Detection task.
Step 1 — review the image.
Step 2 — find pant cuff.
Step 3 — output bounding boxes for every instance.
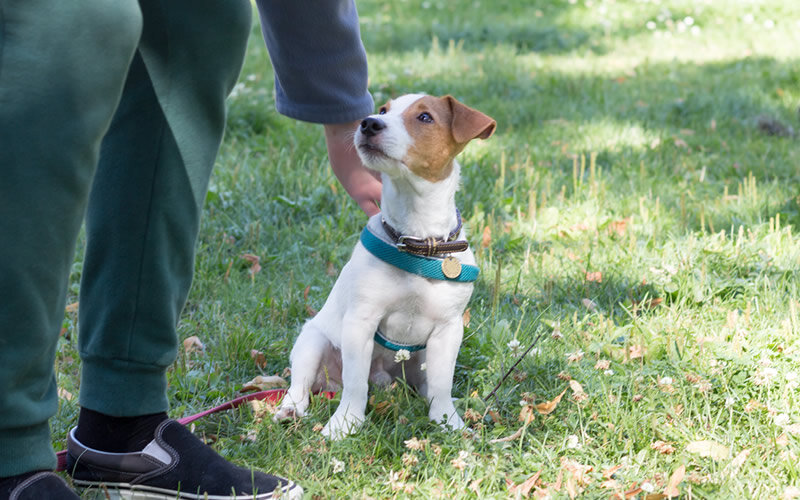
[0,423,55,477]
[79,357,168,417]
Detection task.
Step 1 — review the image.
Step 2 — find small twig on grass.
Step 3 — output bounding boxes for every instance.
[483,328,547,403]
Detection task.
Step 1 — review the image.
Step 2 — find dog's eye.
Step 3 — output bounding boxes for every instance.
[379,107,387,115]
[417,112,433,123]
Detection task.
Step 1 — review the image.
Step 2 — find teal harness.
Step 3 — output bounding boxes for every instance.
[359,224,479,352]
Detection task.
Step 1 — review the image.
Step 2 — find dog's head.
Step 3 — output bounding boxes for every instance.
[354,94,496,182]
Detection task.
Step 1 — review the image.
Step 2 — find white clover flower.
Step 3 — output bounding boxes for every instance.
[743,13,754,24]
[419,362,427,371]
[394,349,411,363]
[641,481,655,493]
[659,376,674,385]
[528,347,541,357]
[646,20,656,30]
[507,339,522,355]
[330,457,345,474]
[764,19,775,29]
[684,16,694,26]
[775,414,791,427]
[604,369,615,376]
[566,434,580,449]
[725,396,735,408]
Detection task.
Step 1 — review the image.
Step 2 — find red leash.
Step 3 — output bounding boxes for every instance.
[55,389,335,472]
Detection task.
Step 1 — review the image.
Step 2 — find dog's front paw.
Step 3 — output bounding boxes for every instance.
[273,398,307,422]
[321,410,365,440]
[430,406,465,431]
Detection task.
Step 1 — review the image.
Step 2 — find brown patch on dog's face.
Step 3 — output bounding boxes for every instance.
[401,95,496,182]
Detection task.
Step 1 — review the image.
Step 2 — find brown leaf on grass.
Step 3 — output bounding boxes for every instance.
[608,218,629,237]
[673,137,688,148]
[663,464,685,498]
[569,380,588,403]
[602,464,623,480]
[685,440,729,460]
[241,253,261,276]
[183,335,205,355]
[507,471,541,497]
[536,388,568,415]
[628,345,644,361]
[777,433,790,447]
[303,286,310,300]
[65,302,79,313]
[488,410,502,423]
[481,225,492,249]
[651,441,676,455]
[560,457,593,486]
[469,478,484,496]
[249,399,277,420]
[595,359,611,370]
[373,400,392,415]
[622,483,643,498]
[250,349,267,369]
[586,271,603,283]
[305,304,318,317]
[723,449,751,479]
[240,375,287,392]
[58,387,74,401]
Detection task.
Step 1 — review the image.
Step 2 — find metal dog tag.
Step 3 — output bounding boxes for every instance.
[441,256,462,279]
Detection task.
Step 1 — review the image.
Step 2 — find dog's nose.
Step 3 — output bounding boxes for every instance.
[360,117,386,137]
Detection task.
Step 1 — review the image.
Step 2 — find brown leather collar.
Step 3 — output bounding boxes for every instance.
[380,209,469,257]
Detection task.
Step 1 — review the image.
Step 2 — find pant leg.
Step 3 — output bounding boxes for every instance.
[78,0,252,417]
[0,0,142,477]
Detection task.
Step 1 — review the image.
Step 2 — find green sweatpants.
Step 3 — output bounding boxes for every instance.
[0,0,251,477]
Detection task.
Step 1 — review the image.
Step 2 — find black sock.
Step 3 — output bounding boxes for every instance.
[74,407,169,453]
[0,471,44,496]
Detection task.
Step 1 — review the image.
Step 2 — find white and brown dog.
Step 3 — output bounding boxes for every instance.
[274,94,496,439]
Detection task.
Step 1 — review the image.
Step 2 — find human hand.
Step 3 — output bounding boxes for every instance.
[324,121,382,216]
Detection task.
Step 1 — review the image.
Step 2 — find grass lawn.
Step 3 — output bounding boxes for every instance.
[54,0,800,498]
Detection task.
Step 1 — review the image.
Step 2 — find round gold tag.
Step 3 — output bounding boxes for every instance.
[441,256,462,279]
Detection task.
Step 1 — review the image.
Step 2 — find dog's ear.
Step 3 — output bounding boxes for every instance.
[445,95,497,144]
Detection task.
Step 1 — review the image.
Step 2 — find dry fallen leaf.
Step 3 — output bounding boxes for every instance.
[183,335,205,355]
[58,387,74,401]
[250,349,267,369]
[241,253,261,277]
[663,464,685,498]
[65,302,79,313]
[240,375,287,392]
[724,449,751,479]
[628,345,644,360]
[602,464,623,480]
[481,225,492,249]
[536,388,568,415]
[581,298,597,311]
[777,433,790,447]
[586,271,603,283]
[651,440,676,455]
[508,471,541,497]
[685,440,729,460]
[594,359,611,370]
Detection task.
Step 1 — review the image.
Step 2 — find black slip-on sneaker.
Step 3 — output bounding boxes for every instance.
[0,472,80,500]
[65,419,302,500]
